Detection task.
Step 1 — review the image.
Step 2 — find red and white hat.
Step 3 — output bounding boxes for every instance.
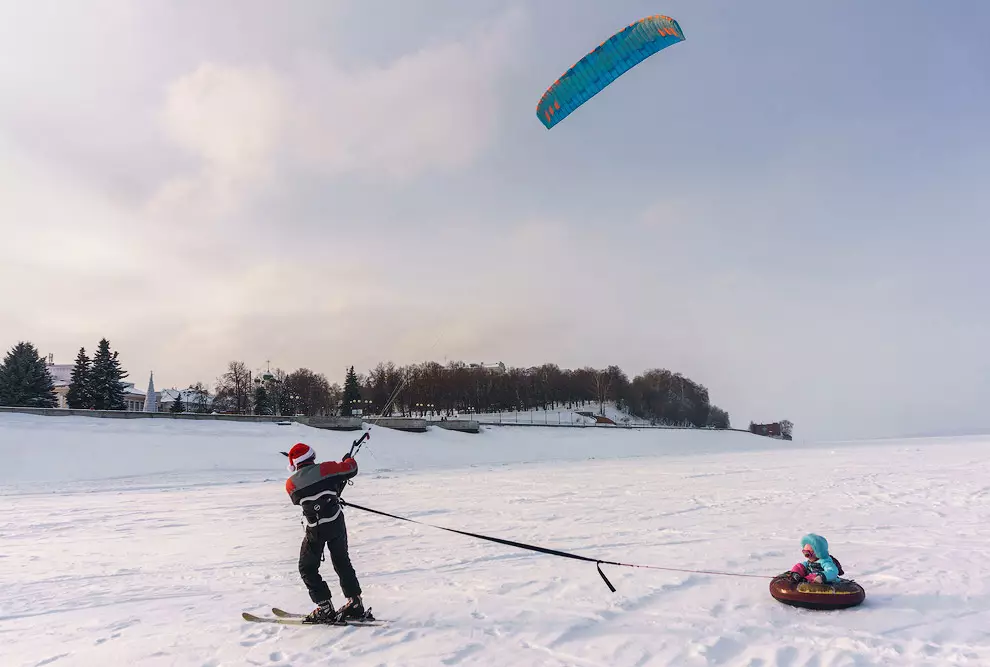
[287,443,315,471]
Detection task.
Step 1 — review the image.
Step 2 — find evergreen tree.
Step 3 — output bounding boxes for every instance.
[340,366,361,416]
[66,347,93,409]
[253,385,271,415]
[89,338,128,410]
[0,341,57,408]
[169,391,185,413]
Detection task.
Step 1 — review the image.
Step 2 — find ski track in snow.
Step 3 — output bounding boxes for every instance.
[1,416,990,665]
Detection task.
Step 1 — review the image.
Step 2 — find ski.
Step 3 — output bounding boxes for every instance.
[243,612,322,626]
[271,607,305,618]
[242,609,384,627]
[272,606,381,624]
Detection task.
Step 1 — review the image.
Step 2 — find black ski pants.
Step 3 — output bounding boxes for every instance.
[298,514,362,604]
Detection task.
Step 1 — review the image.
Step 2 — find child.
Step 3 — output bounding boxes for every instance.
[789,533,840,584]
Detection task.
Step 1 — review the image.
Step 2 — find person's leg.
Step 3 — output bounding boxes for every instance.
[326,516,362,599]
[299,529,333,605]
[325,516,365,619]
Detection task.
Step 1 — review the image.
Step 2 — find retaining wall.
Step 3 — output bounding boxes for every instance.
[366,417,428,433]
[298,416,364,431]
[435,419,481,434]
[0,406,294,423]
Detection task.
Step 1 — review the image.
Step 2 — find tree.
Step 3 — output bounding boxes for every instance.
[263,368,290,416]
[368,362,404,416]
[253,385,271,415]
[188,382,211,413]
[169,392,185,414]
[271,369,296,416]
[86,338,127,410]
[0,341,57,408]
[66,347,93,409]
[707,405,730,429]
[592,368,613,415]
[340,366,361,416]
[285,368,335,416]
[213,361,252,414]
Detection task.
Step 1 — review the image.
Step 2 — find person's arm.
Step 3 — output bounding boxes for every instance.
[820,556,840,582]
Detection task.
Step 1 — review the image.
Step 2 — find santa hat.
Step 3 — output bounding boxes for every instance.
[287,443,315,471]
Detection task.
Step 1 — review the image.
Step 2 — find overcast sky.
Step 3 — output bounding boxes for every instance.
[2,1,987,441]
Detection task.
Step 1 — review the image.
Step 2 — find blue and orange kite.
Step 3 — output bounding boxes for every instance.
[537,14,685,129]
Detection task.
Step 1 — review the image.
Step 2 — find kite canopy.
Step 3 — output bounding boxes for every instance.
[536,14,685,130]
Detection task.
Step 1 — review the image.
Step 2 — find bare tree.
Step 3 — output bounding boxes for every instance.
[189,381,211,413]
[214,361,252,414]
[593,368,613,415]
[285,368,335,416]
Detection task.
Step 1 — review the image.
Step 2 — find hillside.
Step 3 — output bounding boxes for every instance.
[461,401,656,427]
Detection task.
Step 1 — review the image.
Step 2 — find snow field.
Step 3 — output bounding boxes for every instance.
[1,415,990,666]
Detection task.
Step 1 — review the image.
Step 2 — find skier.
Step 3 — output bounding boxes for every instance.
[285,442,367,623]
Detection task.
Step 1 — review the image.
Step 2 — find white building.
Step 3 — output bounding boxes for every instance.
[158,387,211,413]
[44,356,73,408]
[122,382,147,412]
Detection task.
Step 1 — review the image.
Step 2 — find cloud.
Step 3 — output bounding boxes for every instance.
[289,34,509,179]
[149,64,288,219]
[148,8,524,221]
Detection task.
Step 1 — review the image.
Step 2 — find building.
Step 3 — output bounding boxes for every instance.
[44,355,73,408]
[158,387,212,413]
[749,421,794,440]
[468,361,507,373]
[121,382,147,412]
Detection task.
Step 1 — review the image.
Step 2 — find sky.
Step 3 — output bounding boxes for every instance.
[1,0,988,441]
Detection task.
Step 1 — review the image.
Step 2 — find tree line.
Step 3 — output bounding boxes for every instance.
[358,361,731,428]
[0,339,733,429]
[207,359,731,428]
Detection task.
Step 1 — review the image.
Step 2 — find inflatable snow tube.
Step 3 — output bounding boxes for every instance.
[769,573,865,610]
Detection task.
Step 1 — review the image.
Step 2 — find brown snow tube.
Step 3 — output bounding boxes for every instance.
[770,573,866,610]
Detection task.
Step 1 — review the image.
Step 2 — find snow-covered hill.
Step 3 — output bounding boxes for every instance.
[463,401,656,427]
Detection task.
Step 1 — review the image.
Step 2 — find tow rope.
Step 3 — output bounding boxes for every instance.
[339,499,769,591]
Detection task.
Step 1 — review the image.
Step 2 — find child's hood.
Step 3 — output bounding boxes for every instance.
[800,533,829,559]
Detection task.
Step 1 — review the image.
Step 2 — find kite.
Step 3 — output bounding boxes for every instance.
[537,14,685,129]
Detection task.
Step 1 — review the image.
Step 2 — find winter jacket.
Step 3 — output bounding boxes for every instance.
[285,457,358,529]
[793,533,840,583]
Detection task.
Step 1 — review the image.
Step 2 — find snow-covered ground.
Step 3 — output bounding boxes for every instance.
[2,414,989,666]
[460,402,655,427]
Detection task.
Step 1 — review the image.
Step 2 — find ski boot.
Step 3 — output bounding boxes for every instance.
[303,599,338,624]
[336,595,373,621]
